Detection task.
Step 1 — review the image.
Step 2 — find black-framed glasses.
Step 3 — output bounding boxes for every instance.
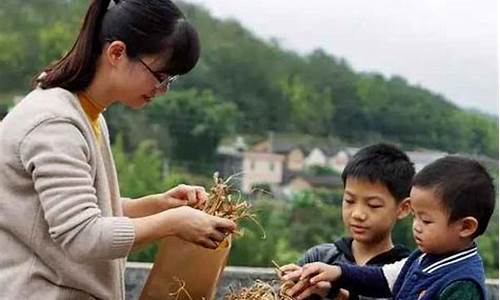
[137,57,178,90]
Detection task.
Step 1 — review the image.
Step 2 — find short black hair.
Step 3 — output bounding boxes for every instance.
[341,143,415,202]
[413,156,495,238]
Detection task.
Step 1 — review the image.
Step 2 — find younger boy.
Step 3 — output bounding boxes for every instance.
[281,143,415,299]
[285,156,496,300]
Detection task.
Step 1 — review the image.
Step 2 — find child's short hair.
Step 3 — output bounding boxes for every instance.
[341,143,415,202]
[412,156,495,238]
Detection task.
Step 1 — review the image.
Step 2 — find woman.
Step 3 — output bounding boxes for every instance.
[0,0,235,299]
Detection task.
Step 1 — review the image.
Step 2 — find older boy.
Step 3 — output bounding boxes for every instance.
[281,143,415,299]
[286,156,495,300]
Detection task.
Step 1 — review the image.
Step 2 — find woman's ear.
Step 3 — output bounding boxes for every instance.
[396,197,412,220]
[458,217,478,239]
[105,40,127,66]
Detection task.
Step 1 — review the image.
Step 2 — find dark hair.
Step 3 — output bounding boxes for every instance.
[412,156,495,238]
[341,143,415,202]
[36,0,200,91]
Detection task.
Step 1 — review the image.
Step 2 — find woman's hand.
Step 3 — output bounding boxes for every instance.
[158,184,208,209]
[123,184,208,218]
[167,206,236,249]
[131,205,236,250]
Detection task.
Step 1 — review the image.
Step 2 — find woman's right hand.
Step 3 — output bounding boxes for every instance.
[167,206,236,249]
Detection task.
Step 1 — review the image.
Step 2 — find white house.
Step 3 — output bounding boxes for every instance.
[241,152,285,193]
[406,150,447,172]
[327,147,359,173]
[304,147,328,168]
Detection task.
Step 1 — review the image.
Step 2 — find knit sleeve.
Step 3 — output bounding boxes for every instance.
[19,119,135,262]
[437,281,482,300]
[330,263,392,298]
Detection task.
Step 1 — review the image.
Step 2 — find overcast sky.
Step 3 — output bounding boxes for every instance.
[190,0,499,115]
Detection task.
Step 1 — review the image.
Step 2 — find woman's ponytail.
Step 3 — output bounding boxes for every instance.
[35,0,200,91]
[36,0,112,91]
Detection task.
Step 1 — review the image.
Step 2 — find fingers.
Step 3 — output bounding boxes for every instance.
[182,185,206,207]
[337,288,350,300]
[295,286,316,300]
[286,278,310,298]
[279,264,302,280]
[209,230,226,243]
[187,188,197,206]
[299,262,323,281]
[195,187,208,206]
[280,263,301,274]
[213,216,237,233]
[295,281,331,300]
[168,184,208,207]
[309,265,341,284]
[198,237,219,249]
[282,269,303,282]
[200,230,227,249]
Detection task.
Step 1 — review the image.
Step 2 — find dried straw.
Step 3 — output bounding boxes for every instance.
[196,172,265,238]
[167,277,194,300]
[222,261,297,300]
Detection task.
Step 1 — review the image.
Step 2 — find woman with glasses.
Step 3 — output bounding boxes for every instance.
[0,0,236,299]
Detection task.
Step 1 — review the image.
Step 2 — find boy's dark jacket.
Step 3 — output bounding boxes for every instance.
[298,237,410,300]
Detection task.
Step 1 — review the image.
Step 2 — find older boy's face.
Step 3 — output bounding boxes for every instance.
[342,178,405,245]
[410,187,463,254]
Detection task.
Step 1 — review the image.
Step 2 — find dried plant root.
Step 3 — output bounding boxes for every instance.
[196,172,266,239]
[223,261,298,300]
[168,277,194,300]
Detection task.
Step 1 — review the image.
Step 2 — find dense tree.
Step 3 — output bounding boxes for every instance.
[145,89,238,172]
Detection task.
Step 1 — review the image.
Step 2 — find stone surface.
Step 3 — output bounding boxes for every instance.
[125,262,499,300]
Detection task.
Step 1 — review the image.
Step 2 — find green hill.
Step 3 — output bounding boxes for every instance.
[0,0,497,159]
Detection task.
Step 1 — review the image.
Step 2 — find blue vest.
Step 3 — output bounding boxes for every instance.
[392,246,487,300]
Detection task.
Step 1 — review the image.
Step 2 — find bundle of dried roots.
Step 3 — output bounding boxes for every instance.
[223,261,296,300]
[223,280,295,300]
[196,172,265,238]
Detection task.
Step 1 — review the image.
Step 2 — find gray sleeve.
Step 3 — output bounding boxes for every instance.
[298,243,338,266]
[19,119,135,262]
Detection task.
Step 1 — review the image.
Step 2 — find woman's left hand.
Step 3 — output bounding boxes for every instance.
[158,184,208,210]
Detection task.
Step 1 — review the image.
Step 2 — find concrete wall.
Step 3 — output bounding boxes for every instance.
[125,262,499,300]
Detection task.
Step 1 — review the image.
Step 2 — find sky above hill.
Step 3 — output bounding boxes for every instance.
[191,0,499,115]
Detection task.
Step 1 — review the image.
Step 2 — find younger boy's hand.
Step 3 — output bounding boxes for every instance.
[284,262,341,299]
[301,262,342,284]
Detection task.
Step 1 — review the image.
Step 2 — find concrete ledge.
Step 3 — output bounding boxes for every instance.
[125,262,499,300]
